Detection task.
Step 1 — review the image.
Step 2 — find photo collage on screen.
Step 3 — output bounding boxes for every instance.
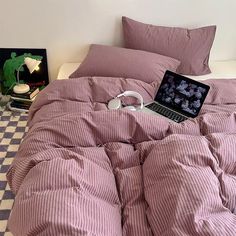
[156,74,207,115]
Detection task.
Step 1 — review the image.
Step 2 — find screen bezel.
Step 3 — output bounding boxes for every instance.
[154,70,210,118]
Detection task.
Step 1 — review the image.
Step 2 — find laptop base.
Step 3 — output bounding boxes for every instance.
[142,102,188,123]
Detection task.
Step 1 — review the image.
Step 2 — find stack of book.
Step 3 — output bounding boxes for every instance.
[8,87,39,112]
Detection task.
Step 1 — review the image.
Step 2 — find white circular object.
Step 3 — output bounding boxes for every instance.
[13,84,30,94]
[108,98,122,110]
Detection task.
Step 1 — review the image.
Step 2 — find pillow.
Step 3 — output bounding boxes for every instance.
[122,16,216,76]
[69,44,180,83]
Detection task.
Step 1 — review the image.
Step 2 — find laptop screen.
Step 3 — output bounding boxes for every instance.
[154,70,210,118]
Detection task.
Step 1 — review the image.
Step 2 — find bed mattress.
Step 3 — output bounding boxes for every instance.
[56,60,236,80]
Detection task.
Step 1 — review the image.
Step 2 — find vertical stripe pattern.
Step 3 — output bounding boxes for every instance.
[6,76,236,235]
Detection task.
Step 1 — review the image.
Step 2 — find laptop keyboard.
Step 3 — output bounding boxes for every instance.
[145,103,187,123]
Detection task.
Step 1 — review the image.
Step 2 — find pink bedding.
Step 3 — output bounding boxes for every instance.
[7,76,236,236]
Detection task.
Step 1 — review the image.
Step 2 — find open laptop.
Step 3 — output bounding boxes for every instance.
[141,70,210,123]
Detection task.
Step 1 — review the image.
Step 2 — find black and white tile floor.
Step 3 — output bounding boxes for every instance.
[0,108,28,236]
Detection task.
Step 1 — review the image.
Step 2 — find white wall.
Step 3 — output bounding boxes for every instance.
[1,0,236,80]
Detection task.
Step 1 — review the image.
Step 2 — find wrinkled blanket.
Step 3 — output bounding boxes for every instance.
[7,76,236,236]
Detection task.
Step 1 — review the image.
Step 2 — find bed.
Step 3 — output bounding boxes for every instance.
[6,17,236,236]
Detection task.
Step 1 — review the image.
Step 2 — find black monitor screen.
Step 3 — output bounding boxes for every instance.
[155,71,210,118]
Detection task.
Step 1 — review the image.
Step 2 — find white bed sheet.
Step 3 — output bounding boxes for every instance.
[57,63,81,80]
[56,60,236,80]
[186,60,236,80]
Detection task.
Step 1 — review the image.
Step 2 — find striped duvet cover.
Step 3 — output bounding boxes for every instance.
[7,76,236,235]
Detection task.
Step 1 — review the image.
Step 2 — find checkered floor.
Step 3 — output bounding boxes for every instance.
[0,108,28,236]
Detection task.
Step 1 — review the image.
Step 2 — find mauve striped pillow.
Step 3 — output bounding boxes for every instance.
[69,44,180,83]
[122,16,216,76]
